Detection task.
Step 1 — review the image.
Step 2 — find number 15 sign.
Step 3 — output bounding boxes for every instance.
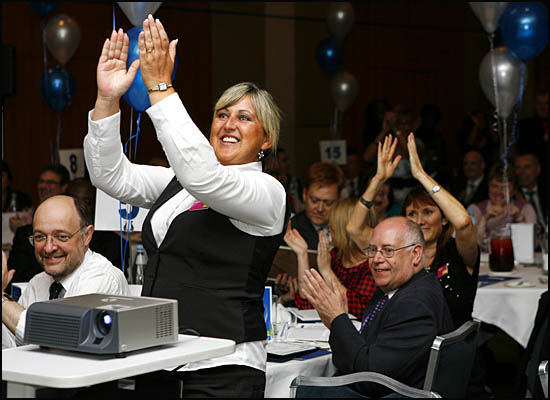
[320,140,346,165]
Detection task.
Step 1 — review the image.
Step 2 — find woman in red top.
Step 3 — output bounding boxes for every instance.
[284,197,377,319]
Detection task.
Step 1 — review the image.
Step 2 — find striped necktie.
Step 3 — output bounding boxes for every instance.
[360,294,388,333]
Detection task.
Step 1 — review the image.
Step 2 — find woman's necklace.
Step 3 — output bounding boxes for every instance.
[424,249,436,271]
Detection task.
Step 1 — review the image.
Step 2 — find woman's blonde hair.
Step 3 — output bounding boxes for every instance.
[213,82,282,153]
[329,197,376,261]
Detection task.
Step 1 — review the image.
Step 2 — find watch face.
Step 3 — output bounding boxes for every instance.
[159,83,167,91]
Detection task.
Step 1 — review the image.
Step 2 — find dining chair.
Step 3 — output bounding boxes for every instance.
[289,319,480,398]
[538,360,548,399]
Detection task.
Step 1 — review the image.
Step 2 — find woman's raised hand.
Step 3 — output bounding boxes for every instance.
[407,132,426,179]
[284,221,308,256]
[374,134,401,183]
[138,15,177,91]
[316,230,331,274]
[96,29,139,101]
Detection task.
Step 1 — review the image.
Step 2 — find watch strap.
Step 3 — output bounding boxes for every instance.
[359,197,374,209]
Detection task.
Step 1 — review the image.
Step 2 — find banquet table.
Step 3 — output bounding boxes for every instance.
[472,253,547,347]
[266,352,336,398]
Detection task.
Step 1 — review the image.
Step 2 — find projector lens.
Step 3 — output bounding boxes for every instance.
[97,311,113,335]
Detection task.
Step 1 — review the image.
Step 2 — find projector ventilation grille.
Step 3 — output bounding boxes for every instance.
[26,313,80,348]
[155,304,173,338]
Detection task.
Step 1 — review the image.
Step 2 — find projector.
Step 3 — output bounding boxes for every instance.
[24,293,178,355]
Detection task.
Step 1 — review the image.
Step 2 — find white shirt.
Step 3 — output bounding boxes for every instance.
[4,249,130,347]
[83,93,287,373]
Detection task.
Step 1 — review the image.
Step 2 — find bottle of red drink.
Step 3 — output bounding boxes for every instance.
[489,225,515,272]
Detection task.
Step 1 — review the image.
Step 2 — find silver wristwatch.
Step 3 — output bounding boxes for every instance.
[148,83,173,93]
[429,185,441,197]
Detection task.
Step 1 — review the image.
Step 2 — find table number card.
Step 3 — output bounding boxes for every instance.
[58,149,85,180]
[320,140,346,165]
[95,189,149,232]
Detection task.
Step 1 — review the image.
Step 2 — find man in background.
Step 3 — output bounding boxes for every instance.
[452,149,488,208]
[289,162,344,249]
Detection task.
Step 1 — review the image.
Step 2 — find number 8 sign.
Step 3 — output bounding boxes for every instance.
[59,148,85,180]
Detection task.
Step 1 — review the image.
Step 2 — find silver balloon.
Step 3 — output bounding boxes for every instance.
[118,2,162,27]
[327,2,355,41]
[479,47,526,119]
[45,14,81,65]
[469,2,508,34]
[330,71,359,112]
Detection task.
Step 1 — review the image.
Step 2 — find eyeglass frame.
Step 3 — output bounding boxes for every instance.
[28,225,87,247]
[363,243,417,259]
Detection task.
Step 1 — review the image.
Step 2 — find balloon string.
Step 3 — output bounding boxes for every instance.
[55,113,61,164]
[118,201,131,274]
[123,111,142,160]
[112,2,116,31]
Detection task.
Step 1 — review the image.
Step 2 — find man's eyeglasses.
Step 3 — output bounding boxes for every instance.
[307,194,336,207]
[28,226,86,246]
[363,243,417,258]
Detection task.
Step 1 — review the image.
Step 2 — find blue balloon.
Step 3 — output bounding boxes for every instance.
[122,26,178,112]
[500,2,548,61]
[315,37,343,74]
[29,1,58,18]
[40,65,75,113]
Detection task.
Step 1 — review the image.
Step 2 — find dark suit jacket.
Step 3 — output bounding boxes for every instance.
[288,211,319,250]
[329,270,454,397]
[8,224,127,283]
[452,177,488,208]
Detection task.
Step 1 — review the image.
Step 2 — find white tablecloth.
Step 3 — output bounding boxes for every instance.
[472,254,547,347]
[266,353,336,398]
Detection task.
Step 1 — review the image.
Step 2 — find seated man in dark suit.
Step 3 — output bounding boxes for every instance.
[289,162,344,250]
[452,149,488,208]
[300,216,453,397]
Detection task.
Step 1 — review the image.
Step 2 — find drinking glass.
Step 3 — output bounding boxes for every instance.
[489,225,515,272]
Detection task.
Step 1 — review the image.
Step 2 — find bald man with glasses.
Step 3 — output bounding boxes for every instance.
[299,217,453,397]
[2,195,130,348]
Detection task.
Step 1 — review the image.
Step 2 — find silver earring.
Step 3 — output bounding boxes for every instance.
[257,150,265,161]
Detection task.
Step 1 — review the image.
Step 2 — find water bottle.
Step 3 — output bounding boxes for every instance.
[134,244,148,285]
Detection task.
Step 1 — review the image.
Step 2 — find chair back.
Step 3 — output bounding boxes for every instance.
[423,319,480,398]
[538,360,548,399]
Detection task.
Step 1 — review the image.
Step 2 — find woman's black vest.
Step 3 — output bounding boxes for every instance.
[141,176,289,344]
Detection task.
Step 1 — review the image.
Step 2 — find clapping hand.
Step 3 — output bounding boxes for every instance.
[284,221,308,257]
[317,230,331,275]
[2,251,15,294]
[374,134,401,183]
[96,29,140,101]
[407,132,426,179]
[138,15,177,92]
[301,269,348,329]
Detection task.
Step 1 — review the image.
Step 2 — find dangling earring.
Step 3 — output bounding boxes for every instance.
[257,150,265,161]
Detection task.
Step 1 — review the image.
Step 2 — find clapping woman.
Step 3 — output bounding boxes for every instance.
[84,16,288,397]
[401,133,479,329]
[284,197,377,320]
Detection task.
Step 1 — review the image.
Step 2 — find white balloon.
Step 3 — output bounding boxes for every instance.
[118,2,163,27]
[469,2,508,34]
[45,14,81,65]
[330,71,359,112]
[327,2,355,41]
[479,47,526,119]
